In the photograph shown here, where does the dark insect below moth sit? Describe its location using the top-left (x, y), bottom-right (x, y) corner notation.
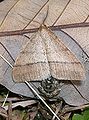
top-left (38, 76), bottom-right (61, 98)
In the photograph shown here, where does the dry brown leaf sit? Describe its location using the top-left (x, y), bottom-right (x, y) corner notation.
top-left (0, 0), bottom-right (89, 106)
top-left (0, 0), bottom-right (89, 30)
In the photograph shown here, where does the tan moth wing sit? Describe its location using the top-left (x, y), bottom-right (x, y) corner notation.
top-left (13, 31), bottom-right (51, 82)
top-left (12, 26), bottom-right (85, 82)
top-left (41, 26), bottom-right (85, 81)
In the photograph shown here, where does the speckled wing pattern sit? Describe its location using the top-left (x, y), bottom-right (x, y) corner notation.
top-left (12, 26), bottom-right (85, 82)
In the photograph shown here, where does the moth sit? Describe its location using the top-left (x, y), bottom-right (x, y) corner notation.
top-left (12, 24), bottom-right (85, 83)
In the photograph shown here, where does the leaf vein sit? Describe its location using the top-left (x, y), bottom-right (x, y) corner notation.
top-left (0, 0), bottom-right (20, 28)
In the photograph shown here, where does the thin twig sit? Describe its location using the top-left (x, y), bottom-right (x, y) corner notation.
top-left (2, 92), bottom-right (9, 107)
top-left (1, 54), bottom-right (88, 104)
top-left (60, 104), bottom-right (89, 116)
top-left (0, 55), bottom-right (60, 120)
top-left (0, 22), bottom-right (89, 37)
top-left (25, 81), bottom-right (60, 120)
top-left (0, 54), bottom-right (13, 68)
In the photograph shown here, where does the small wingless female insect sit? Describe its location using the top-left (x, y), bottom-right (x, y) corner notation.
top-left (12, 24), bottom-right (85, 98)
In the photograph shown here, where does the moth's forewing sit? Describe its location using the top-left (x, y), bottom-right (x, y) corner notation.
top-left (12, 32), bottom-right (50, 82)
top-left (41, 27), bottom-right (85, 81)
top-left (12, 26), bottom-right (85, 82)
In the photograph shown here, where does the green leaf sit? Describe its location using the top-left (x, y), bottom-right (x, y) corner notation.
top-left (83, 109), bottom-right (89, 120)
top-left (72, 108), bottom-right (89, 120)
top-left (72, 114), bottom-right (83, 120)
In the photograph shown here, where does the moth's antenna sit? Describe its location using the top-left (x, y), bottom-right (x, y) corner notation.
top-left (43, 6), bottom-right (49, 24)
